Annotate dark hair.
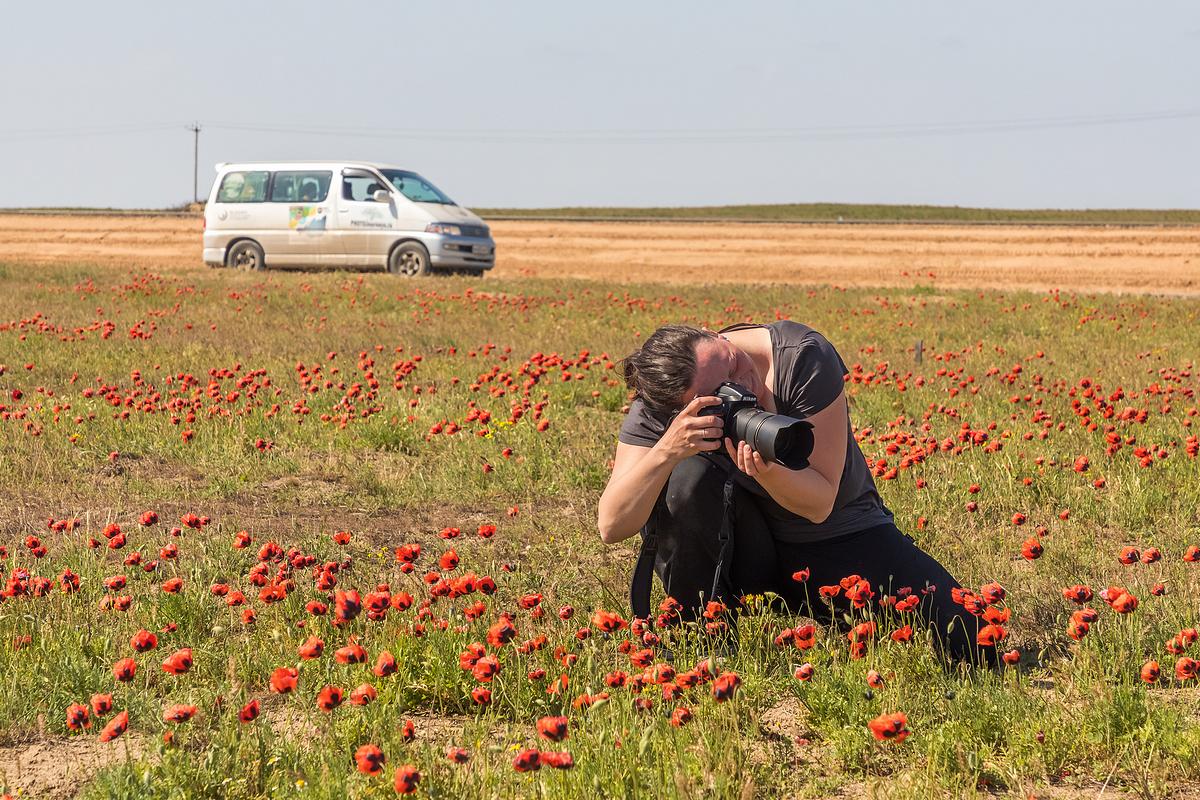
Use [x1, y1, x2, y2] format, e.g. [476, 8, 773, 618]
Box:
[621, 324, 714, 413]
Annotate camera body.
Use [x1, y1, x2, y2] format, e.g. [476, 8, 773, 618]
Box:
[697, 381, 814, 470]
[697, 381, 764, 430]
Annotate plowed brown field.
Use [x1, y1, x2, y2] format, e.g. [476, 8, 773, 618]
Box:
[2, 213, 1198, 294]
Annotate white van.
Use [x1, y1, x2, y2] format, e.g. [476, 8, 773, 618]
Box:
[202, 161, 495, 276]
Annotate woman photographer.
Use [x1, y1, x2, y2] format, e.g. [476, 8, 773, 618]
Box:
[597, 321, 984, 663]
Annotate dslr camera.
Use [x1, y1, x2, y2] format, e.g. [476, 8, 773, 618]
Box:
[698, 382, 814, 470]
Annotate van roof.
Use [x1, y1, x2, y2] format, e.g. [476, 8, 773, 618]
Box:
[213, 161, 409, 172]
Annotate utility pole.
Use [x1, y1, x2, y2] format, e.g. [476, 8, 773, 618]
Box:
[187, 122, 201, 204]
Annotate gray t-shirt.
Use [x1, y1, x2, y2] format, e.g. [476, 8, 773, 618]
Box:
[618, 320, 893, 543]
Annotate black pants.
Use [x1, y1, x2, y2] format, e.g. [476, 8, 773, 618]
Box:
[647, 455, 984, 663]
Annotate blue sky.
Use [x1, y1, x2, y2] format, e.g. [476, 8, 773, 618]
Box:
[2, 1, 1198, 209]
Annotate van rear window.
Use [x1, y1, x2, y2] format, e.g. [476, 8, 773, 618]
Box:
[217, 171, 269, 203]
[270, 171, 332, 203]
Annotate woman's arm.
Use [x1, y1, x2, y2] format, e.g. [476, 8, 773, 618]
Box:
[596, 443, 676, 544]
[598, 395, 725, 544]
[725, 391, 849, 523]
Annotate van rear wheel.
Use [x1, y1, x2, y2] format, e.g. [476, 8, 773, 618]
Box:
[388, 242, 431, 277]
[227, 241, 265, 271]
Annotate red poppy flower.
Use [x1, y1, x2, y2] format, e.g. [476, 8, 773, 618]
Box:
[471, 655, 500, 682]
[66, 703, 91, 731]
[1061, 585, 1093, 604]
[471, 686, 492, 705]
[979, 582, 1006, 604]
[238, 699, 261, 723]
[541, 751, 574, 770]
[976, 624, 1007, 647]
[446, 747, 470, 764]
[1118, 546, 1140, 565]
[99, 710, 129, 742]
[890, 625, 914, 643]
[334, 589, 362, 623]
[298, 637, 324, 660]
[1176, 657, 1199, 681]
[162, 648, 193, 675]
[487, 618, 518, 647]
[712, 672, 741, 702]
[867, 711, 909, 743]
[1020, 537, 1043, 560]
[536, 716, 569, 742]
[317, 685, 344, 712]
[848, 620, 877, 643]
[163, 704, 197, 723]
[130, 629, 158, 653]
[591, 609, 628, 633]
[866, 670, 885, 688]
[90, 693, 114, 716]
[394, 765, 421, 794]
[982, 606, 1011, 625]
[794, 663, 815, 681]
[671, 707, 694, 726]
[512, 748, 541, 772]
[112, 658, 137, 683]
[1067, 619, 1090, 640]
[270, 666, 298, 694]
[354, 743, 386, 775]
[332, 530, 351, 545]
[335, 642, 367, 664]
[1140, 660, 1160, 683]
[350, 683, 377, 706]
[792, 568, 810, 583]
[1002, 649, 1020, 665]
[1104, 587, 1139, 614]
[400, 719, 416, 742]
[373, 650, 397, 677]
[438, 550, 459, 571]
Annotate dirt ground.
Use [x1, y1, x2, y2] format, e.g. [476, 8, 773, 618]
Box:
[1, 213, 1198, 295]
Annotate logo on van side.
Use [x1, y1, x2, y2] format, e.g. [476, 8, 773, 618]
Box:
[289, 206, 327, 231]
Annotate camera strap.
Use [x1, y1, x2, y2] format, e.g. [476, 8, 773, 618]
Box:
[629, 454, 739, 622]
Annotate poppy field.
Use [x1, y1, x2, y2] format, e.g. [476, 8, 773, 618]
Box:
[1, 260, 1199, 798]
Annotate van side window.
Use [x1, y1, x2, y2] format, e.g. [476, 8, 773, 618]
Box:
[216, 171, 269, 203]
[342, 174, 387, 202]
[270, 171, 332, 203]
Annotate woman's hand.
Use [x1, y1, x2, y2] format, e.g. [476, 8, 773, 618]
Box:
[724, 438, 778, 479]
[653, 396, 725, 464]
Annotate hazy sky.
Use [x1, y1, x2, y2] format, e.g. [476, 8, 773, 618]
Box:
[2, 2, 1198, 209]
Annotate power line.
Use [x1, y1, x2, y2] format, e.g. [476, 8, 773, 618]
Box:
[187, 122, 201, 204]
[0, 122, 182, 143]
[0, 106, 1197, 147]
[202, 107, 1200, 143]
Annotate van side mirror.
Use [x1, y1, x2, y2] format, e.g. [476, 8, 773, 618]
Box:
[373, 189, 391, 203]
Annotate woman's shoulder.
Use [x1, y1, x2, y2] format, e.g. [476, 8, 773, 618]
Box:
[768, 320, 830, 348]
[618, 397, 671, 447]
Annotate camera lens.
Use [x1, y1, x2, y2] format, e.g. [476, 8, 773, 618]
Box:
[731, 409, 814, 470]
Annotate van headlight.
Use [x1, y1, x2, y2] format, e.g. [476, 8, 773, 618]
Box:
[426, 223, 462, 236]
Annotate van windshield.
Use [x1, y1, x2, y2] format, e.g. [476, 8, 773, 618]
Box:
[380, 170, 454, 205]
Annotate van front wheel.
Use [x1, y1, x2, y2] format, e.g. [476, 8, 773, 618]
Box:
[388, 243, 430, 277]
[227, 241, 265, 271]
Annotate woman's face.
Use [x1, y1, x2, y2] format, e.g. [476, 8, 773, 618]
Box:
[682, 334, 761, 406]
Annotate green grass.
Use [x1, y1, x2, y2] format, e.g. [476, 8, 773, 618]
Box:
[474, 203, 1200, 225]
[0, 262, 1199, 798]
[7, 203, 1200, 224]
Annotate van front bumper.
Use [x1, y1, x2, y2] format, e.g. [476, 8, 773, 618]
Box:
[428, 235, 496, 270]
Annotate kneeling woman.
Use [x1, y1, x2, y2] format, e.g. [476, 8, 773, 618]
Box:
[597, 321, 983, 663]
